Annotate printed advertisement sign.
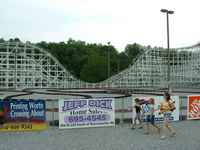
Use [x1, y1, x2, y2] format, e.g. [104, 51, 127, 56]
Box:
[187, 96, 200, 120]
[0, 99, 47, 131]
[132, 96, 179, 123]
[59, 98, 115, 129]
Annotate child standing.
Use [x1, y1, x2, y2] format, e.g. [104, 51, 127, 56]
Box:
[144, 98, 160, 135]
[132, 98, 142, 129]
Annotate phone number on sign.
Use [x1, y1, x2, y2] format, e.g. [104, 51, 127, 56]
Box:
[64, 114, 107, 123]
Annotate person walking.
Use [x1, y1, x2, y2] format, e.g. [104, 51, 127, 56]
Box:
[144, 98, 160, 135]
[131, 98, 142, 129]
[159, 92, 176, 139]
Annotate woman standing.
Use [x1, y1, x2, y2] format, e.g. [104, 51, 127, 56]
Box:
[159, 92, 176, 139]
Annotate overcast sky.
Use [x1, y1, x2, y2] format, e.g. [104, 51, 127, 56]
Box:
[1, 0, 200, 51]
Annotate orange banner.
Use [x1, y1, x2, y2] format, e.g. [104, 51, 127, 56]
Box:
[187, 96, 200, 120]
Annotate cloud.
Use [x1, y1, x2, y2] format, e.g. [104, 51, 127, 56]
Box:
[1, 0, 200, 51]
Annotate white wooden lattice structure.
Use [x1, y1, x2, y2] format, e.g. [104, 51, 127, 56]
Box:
[1, 42, 200, 90]
[101, 46, 200, 89]
[0, 42, 90, 89]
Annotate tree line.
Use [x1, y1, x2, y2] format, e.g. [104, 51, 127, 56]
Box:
[0, 38, 145, 83]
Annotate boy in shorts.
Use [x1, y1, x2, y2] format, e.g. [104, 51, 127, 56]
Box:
[144, 98, 160, 135]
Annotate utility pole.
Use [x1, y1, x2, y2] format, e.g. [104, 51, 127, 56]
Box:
[107, 42, 111, 78]
[160, 9, 174, 92]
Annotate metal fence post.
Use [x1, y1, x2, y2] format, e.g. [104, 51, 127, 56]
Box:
[121, 98, 124, 125]
[51, 100, 55, 126]
[179, 96, 182, 121]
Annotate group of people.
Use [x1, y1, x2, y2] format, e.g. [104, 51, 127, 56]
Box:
[132, 92, 176, 140]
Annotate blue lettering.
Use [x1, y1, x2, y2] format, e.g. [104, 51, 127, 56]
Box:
[62, 100, 87, 111]
[89, 100, 112, 109]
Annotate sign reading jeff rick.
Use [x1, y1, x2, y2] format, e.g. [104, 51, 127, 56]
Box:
[187, 96, 200, 120]
[59, 98, 115, 129]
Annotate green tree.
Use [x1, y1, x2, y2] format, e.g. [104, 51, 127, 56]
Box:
[125, 43, 144, 64]
[36, 39, 146, 82]
[0, 38, 5, 43]
[80, 52, 107, 82]
[118, 52, 129, 70]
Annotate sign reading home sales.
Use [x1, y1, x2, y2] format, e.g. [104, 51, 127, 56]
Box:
[59, 98, 115, 129]
[0, 99, 47, 131]
[132, 96, 179, 123]
[187, 96, 200, 120]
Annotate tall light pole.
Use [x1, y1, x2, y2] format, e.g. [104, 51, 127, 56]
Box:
[107, 42, 111, 78]
[160, 9, 174, 92]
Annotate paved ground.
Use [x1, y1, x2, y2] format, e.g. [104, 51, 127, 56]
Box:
[0, 120, 199, 150]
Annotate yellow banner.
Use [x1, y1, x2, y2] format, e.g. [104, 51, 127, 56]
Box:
[0, 123, 47, 132]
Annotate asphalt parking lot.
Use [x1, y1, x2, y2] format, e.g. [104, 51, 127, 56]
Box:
[0, 120, 199, 150]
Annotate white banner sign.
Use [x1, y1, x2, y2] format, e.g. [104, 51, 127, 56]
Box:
[132, 96, 179, 123]
[59, 98, 115, 129]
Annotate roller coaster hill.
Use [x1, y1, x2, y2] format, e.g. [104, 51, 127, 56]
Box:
[0, 41, 200, 94]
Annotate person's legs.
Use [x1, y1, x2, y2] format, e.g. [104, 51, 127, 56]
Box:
[150, 115, 160, 134]
[132, 114, 139, 129]
[160, 122, 166, 139]
[144, 123, 150, 134]
[160, 113, 176, 139]
[164, 113, 176, 135]
[160, 114, 168, 139]
[131, 117, 136, 129]
[164, 121, 176, 136]
[152, 124, 160, 134]
[144, 115, 150, 134]
[137, 113, 143, 128]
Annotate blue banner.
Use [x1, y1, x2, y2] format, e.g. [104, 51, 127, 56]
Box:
[2, 99, 45, 122]
[0, 99, 47, 131]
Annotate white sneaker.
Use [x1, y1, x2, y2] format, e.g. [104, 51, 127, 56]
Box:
[160, 135, 166, 140]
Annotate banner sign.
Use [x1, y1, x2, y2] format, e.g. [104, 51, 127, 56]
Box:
[132, 96, 179, 123]
[187, 96, 200, 120]
[0, 99, 47, 131]
[59, 98, 115, 129]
